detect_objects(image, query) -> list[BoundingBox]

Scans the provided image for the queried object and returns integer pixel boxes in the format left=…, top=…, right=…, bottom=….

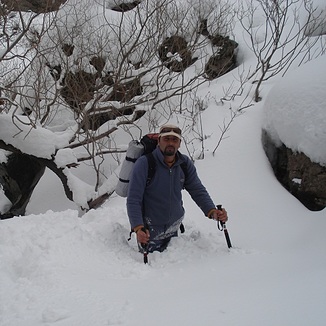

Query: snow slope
left=1, top=0, right=326, bottom=325
left=1, top=102, right=325, bottom=325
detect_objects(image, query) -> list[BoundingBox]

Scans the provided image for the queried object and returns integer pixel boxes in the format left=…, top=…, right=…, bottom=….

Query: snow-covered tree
left=0, top=0, right=238, bottom=216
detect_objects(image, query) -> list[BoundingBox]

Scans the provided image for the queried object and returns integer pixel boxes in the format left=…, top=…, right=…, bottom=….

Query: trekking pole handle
left=216, top=204, right=232, bottom=248
left=216, top=205, right=224, bottom=229
left=140, top=227, right=149, bottom=264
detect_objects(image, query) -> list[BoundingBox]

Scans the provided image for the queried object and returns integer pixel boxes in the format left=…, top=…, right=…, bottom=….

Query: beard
left=163, top=146, right=176, bottom=156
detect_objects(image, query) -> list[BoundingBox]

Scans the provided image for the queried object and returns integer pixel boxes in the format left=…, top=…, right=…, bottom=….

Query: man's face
left=158, top=136, right=181, bottom=156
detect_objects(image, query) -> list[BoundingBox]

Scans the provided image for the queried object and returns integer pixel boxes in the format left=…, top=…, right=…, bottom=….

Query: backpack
left=115, top=133, right=187, bottom=197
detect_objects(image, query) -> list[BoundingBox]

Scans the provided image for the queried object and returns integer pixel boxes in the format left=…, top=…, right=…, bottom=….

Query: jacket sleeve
left=183, top=155, right=215, bottom=216
left=126, top=156, right=148, bottom=229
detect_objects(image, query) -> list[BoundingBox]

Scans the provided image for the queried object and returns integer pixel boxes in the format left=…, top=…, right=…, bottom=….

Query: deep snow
left=1, top=0, right=326, bottom=325
left=1, top=101, right=325, bottom=325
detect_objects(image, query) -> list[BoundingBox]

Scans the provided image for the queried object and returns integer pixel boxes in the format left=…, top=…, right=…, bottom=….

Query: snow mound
left=263, top=55, right=326, bottom=165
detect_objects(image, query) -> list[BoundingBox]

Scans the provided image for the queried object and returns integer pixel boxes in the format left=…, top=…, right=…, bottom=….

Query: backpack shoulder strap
left=145, top=153, right=188, bottom=186
left=179, top=159, right=188, bottom=233
left=180, top=161, right=188, bottom=180
left=145, top=152, right=156, bottom=186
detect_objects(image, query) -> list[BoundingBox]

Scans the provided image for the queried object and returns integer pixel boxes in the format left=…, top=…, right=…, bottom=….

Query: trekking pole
left=141, top=244, right=149, bottom=264
left=216, top=204, right=232, bottom=248
left=139, top=227, right=149, bottom=264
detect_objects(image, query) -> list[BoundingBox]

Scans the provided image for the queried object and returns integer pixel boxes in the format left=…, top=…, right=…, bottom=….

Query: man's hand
left=135, top=227, right=150, bottom=245
left=210, top=208, right=228, bottom=223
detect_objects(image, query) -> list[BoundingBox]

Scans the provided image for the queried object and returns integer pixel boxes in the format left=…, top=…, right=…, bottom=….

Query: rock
left=2, top=0, right=67, bottom=13
left=205, top=35, right=238, bottom=79
left=0, top=153, right=45, bottom=218
left=60, top=70, right=97, bottom=110
left=109, top=1, right=142, bottom=12
left=158, top=35, right=197, bottom=72
left=262, top=129, right=326, bottom=211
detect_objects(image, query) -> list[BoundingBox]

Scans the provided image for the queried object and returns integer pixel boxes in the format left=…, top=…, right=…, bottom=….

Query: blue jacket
left=127, top=147, right=215, bottom=239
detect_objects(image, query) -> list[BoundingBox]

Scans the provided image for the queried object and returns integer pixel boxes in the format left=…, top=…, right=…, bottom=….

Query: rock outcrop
left=262, top=130, right=326, bottom=211
left=2, top=0, right=67, bottom=13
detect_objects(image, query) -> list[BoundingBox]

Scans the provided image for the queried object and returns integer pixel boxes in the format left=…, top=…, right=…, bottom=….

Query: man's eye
left=164, top=137, right=178, bottom=142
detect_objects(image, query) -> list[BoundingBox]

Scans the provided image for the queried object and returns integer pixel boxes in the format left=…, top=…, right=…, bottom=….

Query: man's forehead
left=161, top=136, right=180, bottom=141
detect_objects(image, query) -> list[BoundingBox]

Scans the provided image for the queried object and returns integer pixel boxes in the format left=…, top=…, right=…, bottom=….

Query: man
left=127, top=124, right=228, bottom=252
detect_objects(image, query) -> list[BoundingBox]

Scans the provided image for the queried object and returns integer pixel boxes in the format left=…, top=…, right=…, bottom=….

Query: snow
left=304, top=0, right=326, bottom=36
left=1, top=1, right=326, bottom=325
left=263, top=55, right=326, bottom=165
left=54, top=149, right=78, bottom=168
left=1, top=101, right=325, bottom=325
left=0, top=115, right=76, bottom=159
